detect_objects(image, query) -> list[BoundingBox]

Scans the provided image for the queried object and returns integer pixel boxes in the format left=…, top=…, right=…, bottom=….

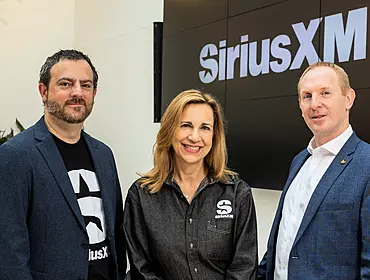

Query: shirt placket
left=185, top=179, right=213, bottom=279
left=186, top=201, right=200, bottom=279
left=170, top=178, right=214, bottom=279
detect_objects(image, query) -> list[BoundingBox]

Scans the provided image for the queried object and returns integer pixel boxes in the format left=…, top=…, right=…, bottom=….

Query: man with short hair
left=258, top=62, right=370, bottom=279
left=0, top=49, right=126, bottom=279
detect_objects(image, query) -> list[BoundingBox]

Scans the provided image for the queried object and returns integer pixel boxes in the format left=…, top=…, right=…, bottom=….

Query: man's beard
left=45, top=96, right=94, bottom=124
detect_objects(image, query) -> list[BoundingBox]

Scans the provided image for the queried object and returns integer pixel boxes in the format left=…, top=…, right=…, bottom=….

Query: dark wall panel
left=161, top=20, right=227, bottom=113
left=225, top=95, right=311, bottom=190
left=228, top=0, right=287, bottom=17
left=163, top=0, right=228, bottom=37
left=226, top=0, right=321, bottom=100
left=350, top=88, right=370, bottom=143
left=162, top=0, right=370, bottom=190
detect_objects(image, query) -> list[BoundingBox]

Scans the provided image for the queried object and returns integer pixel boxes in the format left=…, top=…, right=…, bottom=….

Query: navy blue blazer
left=0, top=117, right=126, bottom=280
left=258, top=133, right=370, bottom=280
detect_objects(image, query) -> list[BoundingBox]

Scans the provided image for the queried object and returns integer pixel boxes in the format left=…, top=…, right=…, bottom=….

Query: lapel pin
left=340, top=159, right=346, bottom=165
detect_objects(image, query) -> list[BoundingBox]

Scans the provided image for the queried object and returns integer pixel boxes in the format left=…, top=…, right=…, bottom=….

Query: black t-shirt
left=53, top=134, right=114, bottom=280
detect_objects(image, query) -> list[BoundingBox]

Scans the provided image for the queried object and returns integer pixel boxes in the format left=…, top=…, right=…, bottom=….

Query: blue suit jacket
left=0, top=117, right=126, bottom=280
left=258, top=133, right=370, bottom=280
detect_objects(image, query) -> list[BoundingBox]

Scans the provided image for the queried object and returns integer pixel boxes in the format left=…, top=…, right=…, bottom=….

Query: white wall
left=0, top=0, right=75, bottom=131
left=74, top=0, right=163, bottom=198
left=252, top=188, right=281, bottom=259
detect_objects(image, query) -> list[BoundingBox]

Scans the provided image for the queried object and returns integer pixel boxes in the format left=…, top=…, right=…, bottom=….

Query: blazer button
left=80, top=243, right=88, bottom=249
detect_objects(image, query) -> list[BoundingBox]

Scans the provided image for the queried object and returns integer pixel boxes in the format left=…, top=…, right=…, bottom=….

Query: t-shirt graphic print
left=69, top=169, right=108, bottom=257
left=53, top=134, right=113, bottom=280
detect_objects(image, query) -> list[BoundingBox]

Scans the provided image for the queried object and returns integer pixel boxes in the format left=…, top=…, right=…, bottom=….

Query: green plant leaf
left=5, top=128, right=14, bottom=139
left=0, top=120, right=25, bottom=145
left=16, top=118, right=25, bottom=131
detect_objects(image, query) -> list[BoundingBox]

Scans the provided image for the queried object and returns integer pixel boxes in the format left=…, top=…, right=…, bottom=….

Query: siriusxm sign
left=199, top=7, right=368, bottom=84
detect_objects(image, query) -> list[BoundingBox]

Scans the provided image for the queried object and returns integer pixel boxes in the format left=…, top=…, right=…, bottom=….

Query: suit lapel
left=292, top=134, right=360, bottom=247
left=83, top=133, right=115, bottom=237
left=34, top=118, right=86, bottom=233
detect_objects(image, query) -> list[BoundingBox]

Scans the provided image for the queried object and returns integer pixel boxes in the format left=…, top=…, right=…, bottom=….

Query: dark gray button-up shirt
left=123, top=176, right=258, bottom=280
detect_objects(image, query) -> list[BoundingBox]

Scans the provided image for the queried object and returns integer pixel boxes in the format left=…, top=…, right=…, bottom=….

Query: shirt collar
left=164, top=174, right=233, bottom=188
left=307, top=125, right=353, bottom=156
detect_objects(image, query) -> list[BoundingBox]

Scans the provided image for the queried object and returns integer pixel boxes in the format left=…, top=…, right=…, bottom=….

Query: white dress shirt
left=274, top=125, right=353, bottom=280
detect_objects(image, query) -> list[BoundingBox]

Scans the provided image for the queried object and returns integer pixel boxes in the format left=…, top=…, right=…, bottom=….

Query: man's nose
left=310, top=95, right=322, bottom=110
left=71, top=83, right=83, bottom=96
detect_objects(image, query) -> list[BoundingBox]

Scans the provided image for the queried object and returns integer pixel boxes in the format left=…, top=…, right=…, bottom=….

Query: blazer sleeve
left=257, top=252, right=268, bottom=280
left=0, top=144, right=33, bottom=279
left=361, top=179, right=370, bottom=279
left=225, top=182, right=258, bottom=280
left=123, top=185, right=165, bottom=280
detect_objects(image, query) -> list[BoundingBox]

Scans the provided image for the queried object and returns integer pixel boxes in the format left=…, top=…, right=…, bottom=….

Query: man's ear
left=38, top=83, right=48, bottom=103
left=345, top=88, right=356, bottom=111
left=93, top=88, right=97, bottom=98
left=298, top=94, right=304, bottom=118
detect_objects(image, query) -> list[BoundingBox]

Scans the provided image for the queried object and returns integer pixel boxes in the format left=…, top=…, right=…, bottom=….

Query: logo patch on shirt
left=215, top=200, right=234, bottom=219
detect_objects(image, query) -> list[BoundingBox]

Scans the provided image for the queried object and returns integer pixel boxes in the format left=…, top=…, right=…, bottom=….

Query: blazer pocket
left=319, top=203, right=354, bottom=211
left=31, top=271, right=47, bottom=280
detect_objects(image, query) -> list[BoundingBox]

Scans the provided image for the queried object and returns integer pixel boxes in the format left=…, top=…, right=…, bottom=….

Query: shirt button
left=194, top=267, right=198, bottom=273
left=189, top=218, right=193, bottom=224
left=190, top=243, right=194, bottom=249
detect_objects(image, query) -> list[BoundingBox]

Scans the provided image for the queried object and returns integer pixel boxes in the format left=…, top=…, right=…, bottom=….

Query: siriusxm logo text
left=89, top=246, right=109, bottom=261
left=199, top=7, right=367, bottom=84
